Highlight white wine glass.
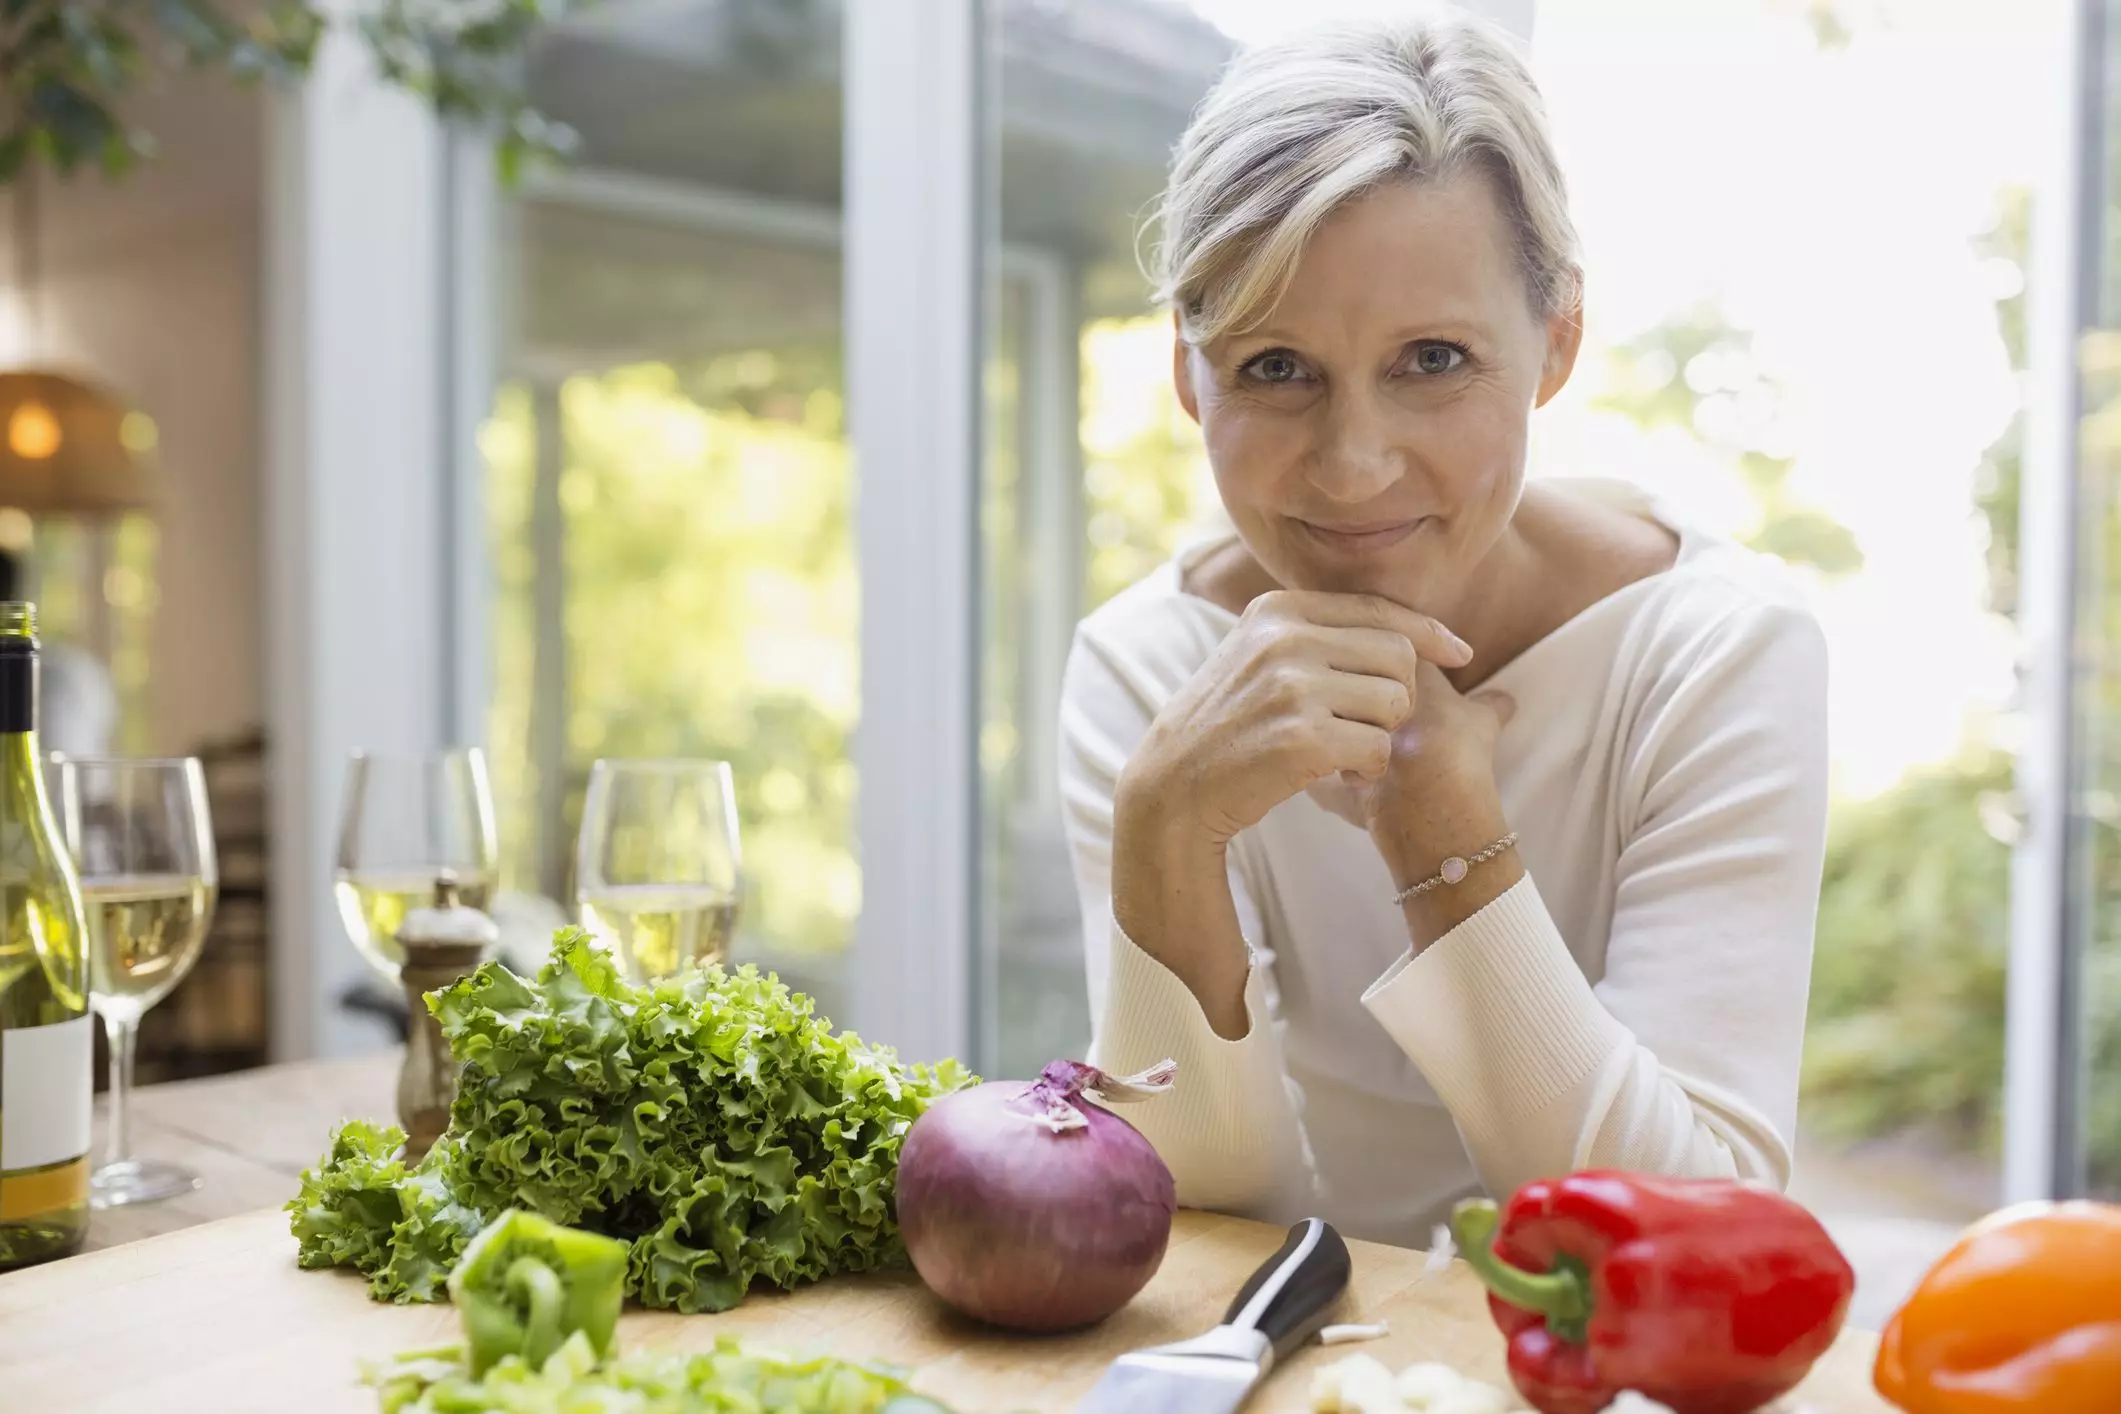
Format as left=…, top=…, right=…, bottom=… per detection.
left=333, top=749, right=497, bottom=982
left=48, top=756, right=218, bottom=1208
left=576, top=759, right=743, bottom=982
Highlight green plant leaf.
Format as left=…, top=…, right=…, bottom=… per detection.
left=5, top=0, right=568, bottom=184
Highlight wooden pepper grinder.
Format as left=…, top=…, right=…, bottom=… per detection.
left=394, top=871, right=496, bottom=1162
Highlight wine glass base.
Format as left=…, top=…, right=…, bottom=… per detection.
left=89, top=1158, right=201, bottom=1209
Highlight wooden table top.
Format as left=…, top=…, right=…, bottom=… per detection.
left=75, top=1053, right=394, bottom=1253
left=3, top=1053, right=1894, bottom=1413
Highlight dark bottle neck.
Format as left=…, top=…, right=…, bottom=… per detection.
left=0, top=639, right=37, bottom=735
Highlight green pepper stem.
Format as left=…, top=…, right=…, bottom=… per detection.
left=1449, top=1200, right=1592, bottom=1330
left=505, top=1255, right=566, bottom=1363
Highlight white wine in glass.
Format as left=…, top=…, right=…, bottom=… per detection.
left=576, top=759, right=742, bottom=983
left=83, top=873, right=217, bottom=1010
left=577, top=884, right=740, bottom=982
left=49, top=755, right=218, bottom=1209
left=333, top=750, right=496, bottom=981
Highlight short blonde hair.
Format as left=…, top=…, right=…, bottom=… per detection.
left=1149, top=12, right=1582, bottom=343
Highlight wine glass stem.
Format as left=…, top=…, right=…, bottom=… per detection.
left=102, top=1014, right=137, bottom=1171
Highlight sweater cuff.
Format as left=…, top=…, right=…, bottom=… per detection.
left=1092, top=917, right=1303, bottom=1208
left=1359, top=876, right=1627, bottom=1168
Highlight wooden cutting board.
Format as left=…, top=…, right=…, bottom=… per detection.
left=0, top=1206, right=1894, bottom=1413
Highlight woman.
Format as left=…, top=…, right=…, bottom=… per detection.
left=1061, top=13, right=1828, bottom=1247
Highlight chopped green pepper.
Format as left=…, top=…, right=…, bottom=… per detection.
left=445, top=1210, right=629, bottom=1375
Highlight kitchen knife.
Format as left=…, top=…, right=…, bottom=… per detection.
left=1074, top=1217, right=1353, bottom=1414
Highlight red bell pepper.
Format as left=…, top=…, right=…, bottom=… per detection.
left=1449, top=1171, right=1855, bottom=1414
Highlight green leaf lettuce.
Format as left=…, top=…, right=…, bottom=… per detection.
left=289, top=930, right=973, bottom=1312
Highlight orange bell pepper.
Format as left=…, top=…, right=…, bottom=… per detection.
left=1874, top=1200, right=2121, bottom=1413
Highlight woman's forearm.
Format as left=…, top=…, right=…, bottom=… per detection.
left=1110, top=778, right=1253, bottom=1039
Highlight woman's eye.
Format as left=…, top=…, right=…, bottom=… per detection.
left=1243, top=351, right=1305, bottom=384
left=1410, top=342, right=1468, bottom=376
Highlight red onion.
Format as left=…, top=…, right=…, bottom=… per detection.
left=896, top=1058, right=1178, bottom=1332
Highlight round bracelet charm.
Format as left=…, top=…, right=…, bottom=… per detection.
left=1391, top=831, right=1519, bottom=906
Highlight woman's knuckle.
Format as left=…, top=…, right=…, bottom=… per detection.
left=1260, top=626, right=1304, bottom=660
left=1251, top=590, right=1295, bottom=624
left=1265, top=717, right=1314, bottom=759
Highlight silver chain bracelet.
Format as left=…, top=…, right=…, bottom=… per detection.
left=1392, top=831, right=1520, bottom=905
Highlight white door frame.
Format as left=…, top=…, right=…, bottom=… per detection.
left=842, top=0, right=985, bottom=1065
left=262, top=30, right=451, bottom=1060
left=2005, top=0, right=2099, bottom=1202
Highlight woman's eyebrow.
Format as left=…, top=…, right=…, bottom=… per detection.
left=1383, top=319, right=1494, bottom=343
left=1225, top=317, right=1498, bottom=349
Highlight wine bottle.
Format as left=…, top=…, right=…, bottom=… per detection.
left=0, top=603, right=93, bottom=1270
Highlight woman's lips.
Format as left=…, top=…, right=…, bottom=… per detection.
left=1296, top=517, right=1428, bottom=553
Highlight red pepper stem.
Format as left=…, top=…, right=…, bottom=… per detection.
left=1449, top=1199, right=1592, bottom=1332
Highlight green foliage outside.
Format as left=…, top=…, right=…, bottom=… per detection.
left=1079, top=320, right=1218, bottom=611
left=1591, top=308, right=1863, bottom=578
left=0, top=0, right=574, bottom=183
left=1803, top=755, right=2014, bottom=1153
left=1790, top=190, right=2041, bottom=1170
left=1587, top=185, right=2121, bottom=1179
left=485, top=355, right=858, bottom=962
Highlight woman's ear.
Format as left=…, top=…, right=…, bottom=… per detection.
left=1535, top=281, right=1585, bottom=409
left=1172, top=309, right=1203, bottom=425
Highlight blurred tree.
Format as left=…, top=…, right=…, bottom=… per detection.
left=1079, top=318, right=1215, bottom=610
left=1779, top=0, right=1897, bottom=52
left=1794, top=186, right=2058, bottom=1169
left=1592, top=307, right=1864, bottom=577
left=1973, top=187, right=2029, bottom=620
left=486, top=350, right=859, bottom=963
left=1802, top=754, right=2014, bottom=1152
left=1583, top=234, right=2031, bottom=1171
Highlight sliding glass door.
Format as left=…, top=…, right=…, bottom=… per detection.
left=480, top=2, right=858, bottom=1013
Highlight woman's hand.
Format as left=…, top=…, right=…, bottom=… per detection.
left=1116, top=591, right=1472, bottom=848
left=1360, top=660, right=1522, bottom=949
left=1109, top=591, right=1471, bottom=1035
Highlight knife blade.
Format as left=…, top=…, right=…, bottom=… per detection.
left=1075, top=1217, right=1352, bottom=1414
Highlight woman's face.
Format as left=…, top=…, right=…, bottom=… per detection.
left=1176, top=173, right=1580, bottom=610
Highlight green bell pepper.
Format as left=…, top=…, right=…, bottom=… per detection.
left=445, top=1210, right=629, bottom=1375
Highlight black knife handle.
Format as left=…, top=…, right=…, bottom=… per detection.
left=1221, top=1218, right=1351, bottom=1362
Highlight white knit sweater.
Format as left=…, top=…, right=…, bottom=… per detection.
left=1059, top=482, right=1830, bottom=1248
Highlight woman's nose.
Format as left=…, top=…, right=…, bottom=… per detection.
left=1305, top=388, right=1404, bottom=504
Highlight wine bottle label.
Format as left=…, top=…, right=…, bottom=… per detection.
left=1, top=1013, right=92, bottom=1172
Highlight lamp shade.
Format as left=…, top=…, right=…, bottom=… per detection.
left=0, top=370, right=153, bottom=516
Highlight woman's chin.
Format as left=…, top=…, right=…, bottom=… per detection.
left=1278, top=551, right=1432, bottom=606
left=1264, top=521, right=1445, bottom=605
